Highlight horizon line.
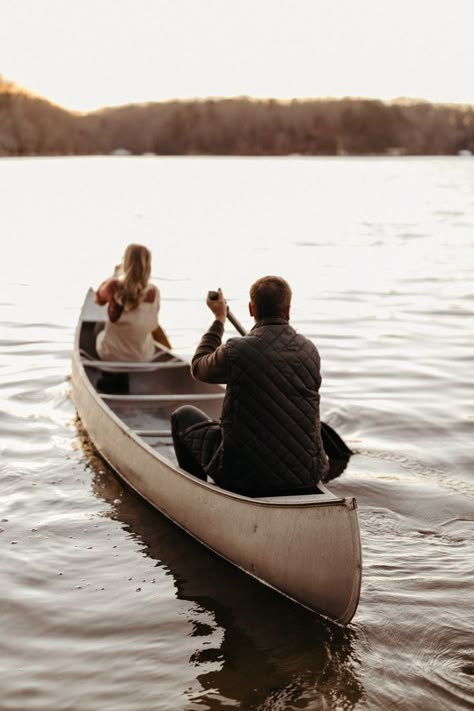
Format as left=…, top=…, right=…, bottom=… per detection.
left=1, top=76, right=473, bottom=115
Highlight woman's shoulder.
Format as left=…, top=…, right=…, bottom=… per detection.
left=104, top=277, right=121, bottom=291
left=95, top=277, right=121, bottom=304
left=143, top=284, right=159, bottom=303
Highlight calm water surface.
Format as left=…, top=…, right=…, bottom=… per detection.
left=0, top=156, right=473, bottom=710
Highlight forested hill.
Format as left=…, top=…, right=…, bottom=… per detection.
left=1, top=77, right=473, bottom=157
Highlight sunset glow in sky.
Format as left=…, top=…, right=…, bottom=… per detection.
left=1, top=0, right=473, bottom=112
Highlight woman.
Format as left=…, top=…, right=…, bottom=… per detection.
left=95, top=243, right=160, bottom=361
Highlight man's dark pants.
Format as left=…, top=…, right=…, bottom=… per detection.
left=171, top=405, right=221, bottom=481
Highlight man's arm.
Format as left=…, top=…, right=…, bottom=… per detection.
left=191, top=320, right=228, bottom=383
left=191, top=288, right=229, bottom=383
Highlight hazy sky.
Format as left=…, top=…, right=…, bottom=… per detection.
left=1, top=0, right=473, bottom=111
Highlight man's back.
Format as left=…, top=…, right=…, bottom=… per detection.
left=173, top=277, right=330, bottom=497
left=210, top=318, right=328, bottom=496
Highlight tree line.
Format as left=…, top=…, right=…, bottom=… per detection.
left=1, top=76, right=473, bottom=157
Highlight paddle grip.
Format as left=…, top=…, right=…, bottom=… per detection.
left=207, top=290, right=247, bottom=336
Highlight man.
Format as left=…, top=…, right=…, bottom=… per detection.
left=171, top=276, right=329, bottom=496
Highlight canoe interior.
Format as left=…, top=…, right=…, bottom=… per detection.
left=79, top=317, right=225, bottom=461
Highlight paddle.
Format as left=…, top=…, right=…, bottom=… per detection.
left=208, top=290, right=247, bottom=336
left=208, top=290, right=353, bottom=459
left=152, top=324, right=172, bottom=350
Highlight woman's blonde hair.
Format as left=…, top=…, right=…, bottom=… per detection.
left=115, top=244, right=152, bottom=311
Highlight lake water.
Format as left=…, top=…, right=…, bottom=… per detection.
left=0, top=156, right=473, bottom=710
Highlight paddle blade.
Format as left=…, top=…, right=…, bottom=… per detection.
left=321, top=421, right=353, bottom=458
left=152, top=325, right=172, bottom=350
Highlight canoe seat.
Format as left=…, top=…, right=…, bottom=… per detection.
left=82, top=358, right=186, bottom=373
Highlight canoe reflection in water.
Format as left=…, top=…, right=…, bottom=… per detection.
left=78, top=422, right=364, bottom=709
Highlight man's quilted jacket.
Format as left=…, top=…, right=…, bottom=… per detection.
left=191, top=318, right=329, bottom=496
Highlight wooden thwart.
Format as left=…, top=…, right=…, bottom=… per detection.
left=100, top=392, right=224, bottom=402
left=83, top=359, right=184, bottom=372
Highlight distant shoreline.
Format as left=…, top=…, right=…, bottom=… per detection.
left=1, top=78, right=473, bottom=157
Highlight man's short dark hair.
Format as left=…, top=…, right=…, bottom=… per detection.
left=250, top=276, right=292, bottom=320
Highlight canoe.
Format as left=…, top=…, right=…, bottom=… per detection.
left=71, top=289, right=362, bottom=625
